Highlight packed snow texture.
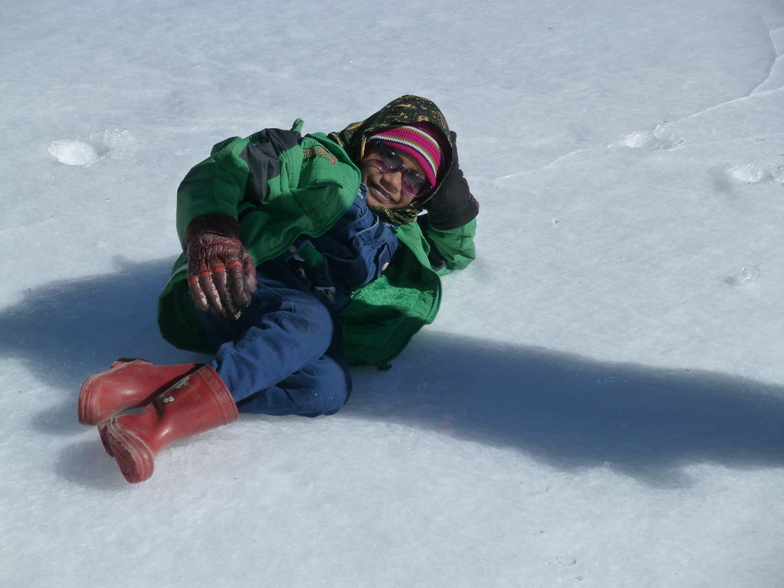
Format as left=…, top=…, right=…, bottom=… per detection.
left=2, top=1, right=784, bottom=587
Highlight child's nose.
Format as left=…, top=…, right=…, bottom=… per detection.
left=381, top=171, right=403, bottom=193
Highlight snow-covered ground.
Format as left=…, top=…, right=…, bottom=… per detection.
left=2, top=1, right=784, bottom=586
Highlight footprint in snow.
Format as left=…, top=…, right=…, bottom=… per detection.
left=727, top=163, right=784, bottom=185
left=614, top=125, right=685, bottom=151
left=725, top=265, right=760, bottom=287
left=48, top=139, right=109, bottom=166
left=47, top=130, right=134, bottom=167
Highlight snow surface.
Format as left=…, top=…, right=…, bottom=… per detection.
left=2, top=0, right=784, bottom=586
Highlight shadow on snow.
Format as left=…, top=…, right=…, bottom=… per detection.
left=346, top=333, right=784, bottom=487
left=2, top=258, right=782, bottom=487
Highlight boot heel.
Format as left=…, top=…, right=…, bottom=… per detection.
left=78, top=361, right=144, bottom=425
left=78, top=359, right=198, bottom=426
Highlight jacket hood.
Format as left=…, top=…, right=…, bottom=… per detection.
left=328, top=95, right=454, bottom=210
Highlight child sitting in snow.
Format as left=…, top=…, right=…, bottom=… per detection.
left=78, top=95, right=479, bottom=483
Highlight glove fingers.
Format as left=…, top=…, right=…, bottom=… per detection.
left=187, top=256, right=221, bottom=315
left=209, top=264, right=238, bottom=319
left=187, top=273, right=210, bottom=313
left=226, top=259, right=251, bottom=310
left=194, top=263, right=226, bottom=319
left=243, top=254, right=258, bottom=294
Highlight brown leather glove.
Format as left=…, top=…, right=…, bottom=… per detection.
left=185, top=214, right=257, bottom=319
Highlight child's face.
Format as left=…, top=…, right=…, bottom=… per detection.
left=360, top=143, right=427, bottom=209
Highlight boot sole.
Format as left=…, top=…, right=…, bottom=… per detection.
left=98, top=423, right=114, bottom=457
left=102, top=421, right=155, bottom=483
left=78, top=372, right=106, bottom=426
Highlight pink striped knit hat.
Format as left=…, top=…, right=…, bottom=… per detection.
left=368, top=122, right=446, bottom=189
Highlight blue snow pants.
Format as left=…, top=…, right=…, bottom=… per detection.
left=192, top=259, right=352, bottom=417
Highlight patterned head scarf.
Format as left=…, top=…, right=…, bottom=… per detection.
left=329, top=95, right=454, bottom=225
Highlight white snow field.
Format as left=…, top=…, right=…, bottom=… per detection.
left=2, top=0, right=784, bottom=586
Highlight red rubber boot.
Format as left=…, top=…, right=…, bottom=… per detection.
left=78, top=359, right=201, bottom=425
left=99, top=364, right=239, bottom=483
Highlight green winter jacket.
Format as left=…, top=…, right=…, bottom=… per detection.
left=158, top=95, right=476, bottom=365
